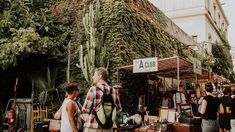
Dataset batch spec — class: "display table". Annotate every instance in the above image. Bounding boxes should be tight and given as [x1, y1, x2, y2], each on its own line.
[133, 123, 201, 132]
[134, 127, 158, 132]
[114, 128, 135, 132]
[173, 123, 192, 132]
[134, 123, 173, 132]
[173, 123, 201, 132]
[113, 125, 137, 132]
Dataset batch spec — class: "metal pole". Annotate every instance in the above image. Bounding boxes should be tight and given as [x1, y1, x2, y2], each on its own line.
[177, 56, 180, 91]
[164, 77, 166, 91]
[13, 78, 18, 132]
[67, 41, 71, 83]
[117, 68, 119, 82]
[31, 80, 34, 132]
[31, 80, 34, 104]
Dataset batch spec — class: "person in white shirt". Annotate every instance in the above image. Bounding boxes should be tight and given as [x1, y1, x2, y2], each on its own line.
[61, 83, 80, 132]
[173, 85, 186, 111]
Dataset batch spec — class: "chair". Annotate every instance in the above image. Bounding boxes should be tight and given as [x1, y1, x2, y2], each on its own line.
[31, 106, 48, 132]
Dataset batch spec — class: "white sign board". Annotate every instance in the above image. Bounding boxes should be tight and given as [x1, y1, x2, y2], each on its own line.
[133, 57, 158, 73]
[193, 58, 202, 75]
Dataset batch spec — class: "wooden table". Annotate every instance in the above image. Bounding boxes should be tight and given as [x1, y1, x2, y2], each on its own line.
[173, 123, 201, 132]
[134, 127, 158, 132]
[113, 126, 136, 132]
[134, 123, 201, 132]
[134, 124, 172, 132]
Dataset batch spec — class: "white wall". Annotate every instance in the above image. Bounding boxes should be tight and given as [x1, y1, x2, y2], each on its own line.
[206, 0, 229, 31]
[149, 0, 204, 12]
[149, 0, 228, 44]
[172, 15, 206, 43]
[175, 14, 222, 44]
[205, 17, 221, 43]
[150, 0, 228, 30]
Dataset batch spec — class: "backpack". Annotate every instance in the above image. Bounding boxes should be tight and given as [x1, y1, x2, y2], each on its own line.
[94, 87, 117, 129]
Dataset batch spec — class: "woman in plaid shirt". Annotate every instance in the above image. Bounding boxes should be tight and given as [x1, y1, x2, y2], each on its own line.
[82, 67, 122, 132]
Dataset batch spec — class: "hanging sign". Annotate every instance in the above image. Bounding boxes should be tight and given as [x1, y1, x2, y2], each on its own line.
[193, 58, 202, 75]
[133, 57, 158, 73]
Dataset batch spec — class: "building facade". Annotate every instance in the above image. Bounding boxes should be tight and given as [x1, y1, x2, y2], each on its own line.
[150, 0, 229, 54]
[231, 50, 235, 71]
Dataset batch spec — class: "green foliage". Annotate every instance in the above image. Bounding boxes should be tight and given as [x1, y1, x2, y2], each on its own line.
[98, 0, 182, 81]
[70, 0, 194, 85]
[77, 0, 110, 85]
[34, 67, 57, 91]
[0, 0, 204, 102]
[77, 1, 100, 84]
[201, 53, 214, 70]
[219, 30, 231, 49]
[0, 0, 74, 69]
[152, 6, 168, 28]
[229, 71, 235, 83]
[211, 29, 233, 80]
[69, 0, 199, 112]
[0, 28, 40, 68]
[0, 0, 76, 112]
[212, 43, 233, 79]
[33, 67, 63, 107]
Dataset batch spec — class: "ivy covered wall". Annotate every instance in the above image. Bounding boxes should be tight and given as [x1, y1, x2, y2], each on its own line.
[68, 0, 195, 113]
[0, 0, 197, 107]
[70, 0, 194, 84]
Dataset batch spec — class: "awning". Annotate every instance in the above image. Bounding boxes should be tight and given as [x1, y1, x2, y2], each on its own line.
[118, 56, 209, 80]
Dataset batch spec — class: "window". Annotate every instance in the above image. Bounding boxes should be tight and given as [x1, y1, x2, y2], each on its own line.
[192, 35, 198, 42]
[218, 13, 220, 26]
[222, 22, 224, 30]
[208, 33, 212, 42]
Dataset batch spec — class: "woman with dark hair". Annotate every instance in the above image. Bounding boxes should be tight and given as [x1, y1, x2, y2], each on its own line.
[199, 82, 224, 132]
[61, 83, 80, 132]
[219, 87, 233, 132]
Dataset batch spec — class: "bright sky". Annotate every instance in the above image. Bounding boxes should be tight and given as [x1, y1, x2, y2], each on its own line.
[220, 0, 235, 48]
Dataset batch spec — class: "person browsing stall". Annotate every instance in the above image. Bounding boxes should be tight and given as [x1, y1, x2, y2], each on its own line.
[61, 83, 80, 132]
[173, 85, 186, 110]
[82, 67, 122, 132]
[199, 82, 224, 132]
[219, 87, 233, 132]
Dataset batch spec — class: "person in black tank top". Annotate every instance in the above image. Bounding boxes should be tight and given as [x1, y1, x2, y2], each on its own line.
[219, 87, 233, 132]
[202, 95, 220, 120]
[199, 82, 224, 132]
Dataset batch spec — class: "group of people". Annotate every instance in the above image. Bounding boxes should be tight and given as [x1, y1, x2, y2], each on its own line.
[54, 66, 235, 132]
[161, 82, 235, 132]
[198, 82, 235, 132]
[54, 67, 122, 132]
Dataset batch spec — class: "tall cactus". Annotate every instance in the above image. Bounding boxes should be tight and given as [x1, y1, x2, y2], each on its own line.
[77, 0, 107, 85]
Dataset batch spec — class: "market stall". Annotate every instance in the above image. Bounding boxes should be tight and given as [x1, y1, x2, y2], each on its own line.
[117, 56, 208, 131]
[118, 56, 209, 86]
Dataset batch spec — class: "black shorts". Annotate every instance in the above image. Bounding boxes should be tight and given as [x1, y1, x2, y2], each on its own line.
[219, 114, 231, 129]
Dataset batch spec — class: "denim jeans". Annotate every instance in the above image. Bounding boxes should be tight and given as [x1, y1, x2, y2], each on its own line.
[201, 119, 219, 132]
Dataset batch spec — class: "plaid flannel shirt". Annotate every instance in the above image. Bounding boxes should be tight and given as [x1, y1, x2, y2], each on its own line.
[82, 82, 122, 128]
